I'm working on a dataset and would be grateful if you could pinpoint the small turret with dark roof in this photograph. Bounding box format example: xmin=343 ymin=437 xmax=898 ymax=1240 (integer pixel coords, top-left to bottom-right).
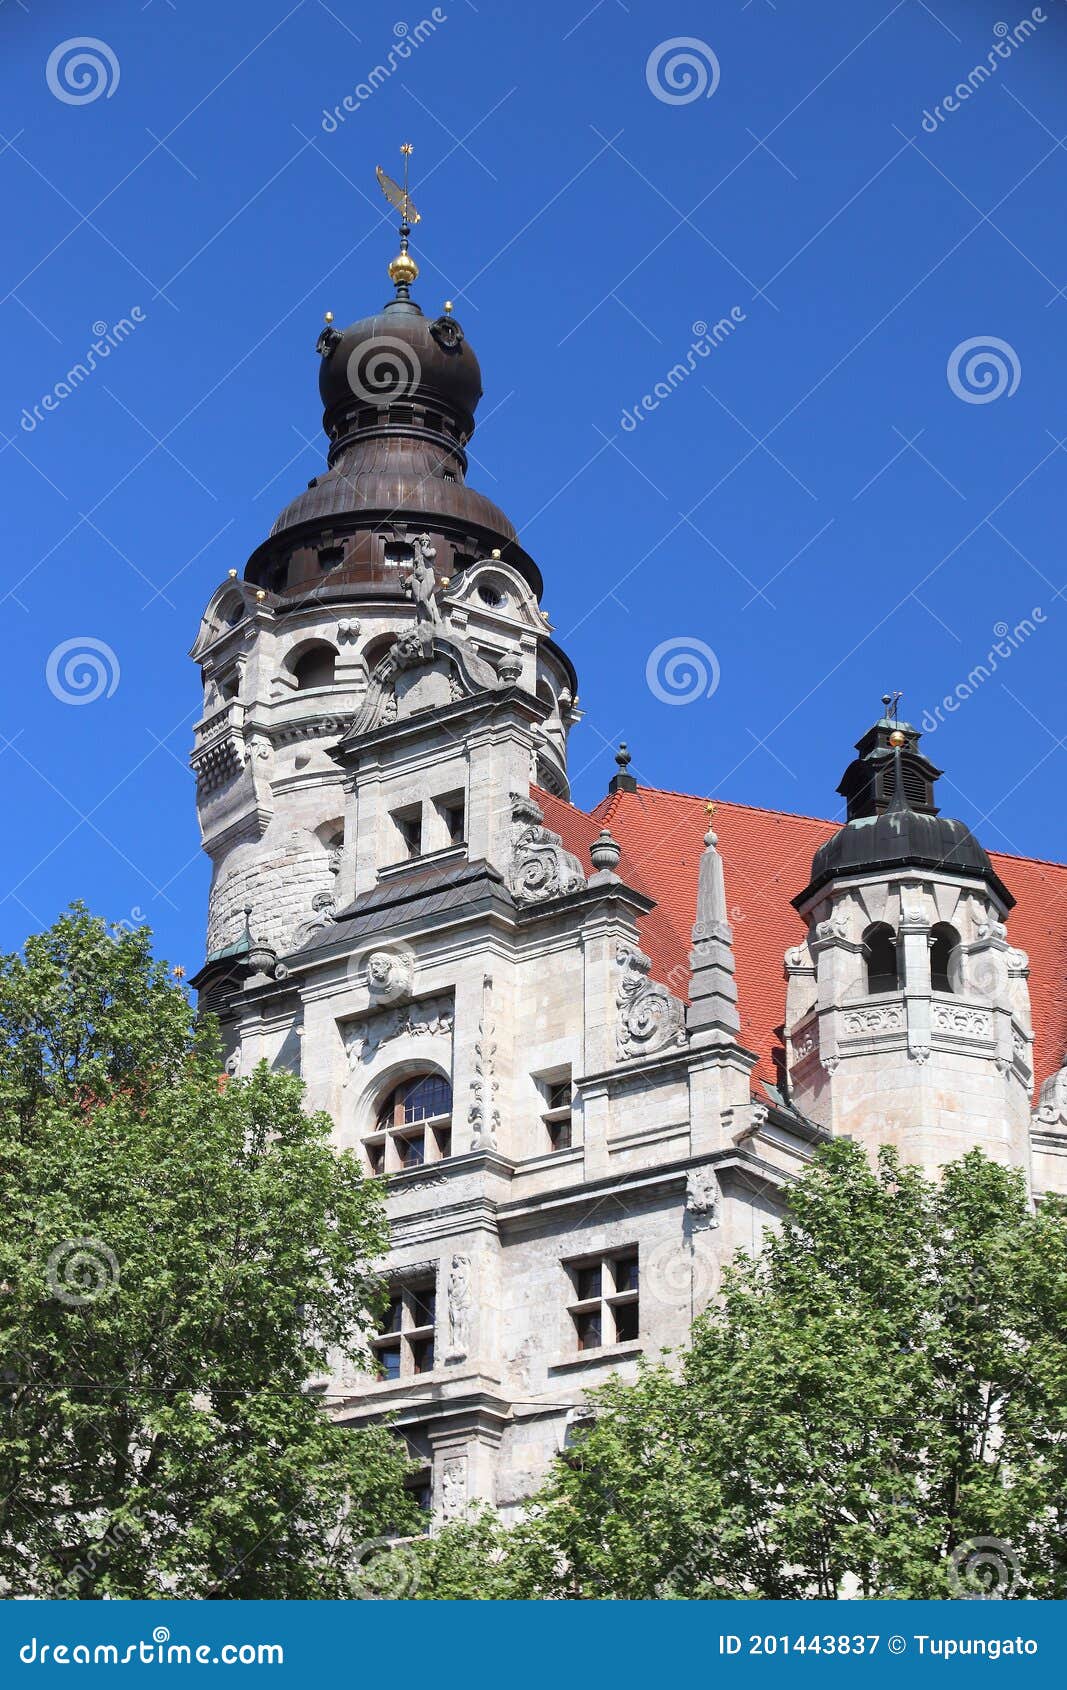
xmin=795 ymin=708 xmax=1013 ymax=909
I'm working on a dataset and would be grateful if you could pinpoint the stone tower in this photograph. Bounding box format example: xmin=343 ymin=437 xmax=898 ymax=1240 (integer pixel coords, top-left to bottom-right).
xmin=187 ymin=202 xmax=796 ymax=1518
xmin=784 ymin=713 xmax=1034 ymax=1174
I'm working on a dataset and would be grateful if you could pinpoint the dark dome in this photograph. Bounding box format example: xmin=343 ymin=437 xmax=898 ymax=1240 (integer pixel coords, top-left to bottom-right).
xmin=269 ymin=437 xmax=516 ymax=541
xmin=242 ymin=269 xmax=543 ymax=602
xmin=319 ymin=297 xmax=483 ymax=442
xmin=800 ymin=809 xmax=1011 ymax=906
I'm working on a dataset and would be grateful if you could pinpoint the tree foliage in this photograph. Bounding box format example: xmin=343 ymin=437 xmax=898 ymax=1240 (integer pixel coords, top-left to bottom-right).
xmin=410 ymin=1140 xmax=1067 ymax=1599
xmin=0 ymin=906 xmax=419 ymax=1597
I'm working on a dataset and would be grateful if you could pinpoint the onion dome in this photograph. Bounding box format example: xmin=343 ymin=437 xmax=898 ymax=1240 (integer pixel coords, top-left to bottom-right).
xmin=794 ymin=711 xmax=1013 ymax=909
xmin=243 ymin=219 xmax=541 ymax=601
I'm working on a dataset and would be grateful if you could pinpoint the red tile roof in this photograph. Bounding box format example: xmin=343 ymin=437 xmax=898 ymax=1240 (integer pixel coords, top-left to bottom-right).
xmin=535 ymin=784 xmax=1067 ymax=1097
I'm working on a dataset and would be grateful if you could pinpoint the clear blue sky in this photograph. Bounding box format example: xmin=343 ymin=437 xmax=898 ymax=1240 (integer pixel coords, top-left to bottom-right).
xmin=2 ymin=0 xmax=1066 ymax=971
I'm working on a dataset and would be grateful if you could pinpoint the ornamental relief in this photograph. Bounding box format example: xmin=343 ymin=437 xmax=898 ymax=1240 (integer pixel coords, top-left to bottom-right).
xmin=790 ymin=1023 xmax=819 ymax=1062
xmin=343 ymin=992 xmax=455 ymax=1073
xmin=931 ymin=1002 xmax=994 ymax=1040
xmin=616 ymin=945 xmax=687 ymax=1061
xmin=842 ymin=1004 xmax=905 ymax=1036
xmin=507 ymin=794 xmax=586 ymax=906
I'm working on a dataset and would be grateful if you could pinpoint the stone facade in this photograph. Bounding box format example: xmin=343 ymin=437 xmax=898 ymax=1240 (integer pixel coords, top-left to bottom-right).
xmin=189 ymin=250 xmax=1067 ymax=1526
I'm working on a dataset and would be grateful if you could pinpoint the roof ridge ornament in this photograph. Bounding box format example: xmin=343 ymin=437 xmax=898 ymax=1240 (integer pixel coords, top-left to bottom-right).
xmin=377 ymin=143 xmax=420 ymax=299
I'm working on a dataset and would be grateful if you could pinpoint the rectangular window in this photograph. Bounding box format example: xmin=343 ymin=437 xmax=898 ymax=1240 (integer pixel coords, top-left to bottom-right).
xmin=613 ymin=1254 xmax=639 ymax=1295
xmin=613 ymin=1301 xmax=639 ymax=1342
xmin=564 ymin=1249 xmax=640 ymax=1357
xmin=377 ymin=1342 xmax=402 ymax=1382
xmin=409 ymin=1287 xmax=436 ymax=1329
xmin=392 ymin=804 xmax=423 ymax=860
xmin=395 ymin=1132 xmax=425 ymax=1169
xmin=410 ymin=1336 xmax=435 ymax=1375
xmin=370 ymin=1277 xmax=438 ymax=1383
xmin=540 ymin=1070 xmax=573 ymax=1151
xmin=573 ymin=1309 xmax=602 ymax=1351
xmin=574 ymin=1263 xmax=601 ymax=1303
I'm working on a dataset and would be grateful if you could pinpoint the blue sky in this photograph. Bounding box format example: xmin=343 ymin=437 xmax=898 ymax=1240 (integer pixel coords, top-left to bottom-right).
xmin=2 ymin=0 xmax=1066 ymax=970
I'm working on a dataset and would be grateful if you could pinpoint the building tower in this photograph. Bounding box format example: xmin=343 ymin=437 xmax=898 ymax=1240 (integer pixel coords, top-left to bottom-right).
xmin=784 ymin=711 xmax=1034 ymax=1173
xmin=188 ymin=170 xmax=801 ymax=1517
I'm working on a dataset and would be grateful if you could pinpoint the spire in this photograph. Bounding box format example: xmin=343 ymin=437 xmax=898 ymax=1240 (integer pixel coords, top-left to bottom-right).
xmin=686 ymin=804 xmax=741 ymax=1045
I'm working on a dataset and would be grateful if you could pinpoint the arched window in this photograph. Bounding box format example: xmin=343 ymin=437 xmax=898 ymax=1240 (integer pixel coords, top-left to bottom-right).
xmin=291 ymin=642 xmax=336 ymax=690
xmin=365 ymin=1074 xmax=453 ymax=1174
xmin=863 ymin=923 xmax=899 ymax=994
xmin=929 ymin=923 xmax=961 ymax=994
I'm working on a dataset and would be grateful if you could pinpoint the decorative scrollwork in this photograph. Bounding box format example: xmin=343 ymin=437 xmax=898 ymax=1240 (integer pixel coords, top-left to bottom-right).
xmin=616 ymin=946 xmax=687 ymax=1060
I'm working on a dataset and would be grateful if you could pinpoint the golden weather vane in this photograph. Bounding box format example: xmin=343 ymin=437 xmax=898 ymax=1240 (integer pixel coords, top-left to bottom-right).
xmin=376 ymin=143 xmax=421 ymax=295
xmin=376 ymin=142 xmax=421 ymax=227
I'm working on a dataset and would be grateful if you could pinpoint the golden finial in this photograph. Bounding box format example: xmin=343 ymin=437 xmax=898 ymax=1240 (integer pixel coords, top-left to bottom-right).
xmin=888 ymin=729 xmax=906 ymax=748
xmin=172 ymin=965 xmax=185 ymax=980
xmin=323 ymin=310 xmax=334 ymax=324
xmin=255 ymin=588 xmax=266 ymax=602
xmin=227 ymin=568 xmax=237 ymax=578
xmin=443 ymin=300 xmax=454 ymax=314
xmin=490 ymin=548 xmax=501 ymax=560
xmin=705 ymin=801 xmax=716 ymax=815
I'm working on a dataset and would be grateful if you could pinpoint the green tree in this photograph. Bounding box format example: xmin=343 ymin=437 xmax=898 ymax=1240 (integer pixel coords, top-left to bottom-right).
xmin=0 ymin=906 xmax=419 ymax=1598
xmin=413 ymin=1139 xmax=1067 ymax=1599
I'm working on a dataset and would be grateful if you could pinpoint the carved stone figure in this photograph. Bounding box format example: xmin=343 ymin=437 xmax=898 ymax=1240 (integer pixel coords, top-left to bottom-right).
xmin=506 ymin=795 xmax=586 ymax=905
xmin=366 ymin=949 xmax=413 ymax=1005
xmin=446 ymin=1254 xmax=472 ymax=1359
xmin=685 ymin=1165 xmax=721 ymax=1226
xmin=440 ymin=1457 xmax=467 ymax=1521
xmin=616 ymin=945 xmax=687 ymax=1060
xmin=405 ymin=534 xmax=441 ymax=648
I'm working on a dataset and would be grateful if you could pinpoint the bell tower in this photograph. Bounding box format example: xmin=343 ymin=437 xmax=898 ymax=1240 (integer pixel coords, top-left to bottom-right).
xmin=189 ymin=149 xmax=579 ymax=1002
xmin=784 ymin=706 xmax=1034 ymax=1175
